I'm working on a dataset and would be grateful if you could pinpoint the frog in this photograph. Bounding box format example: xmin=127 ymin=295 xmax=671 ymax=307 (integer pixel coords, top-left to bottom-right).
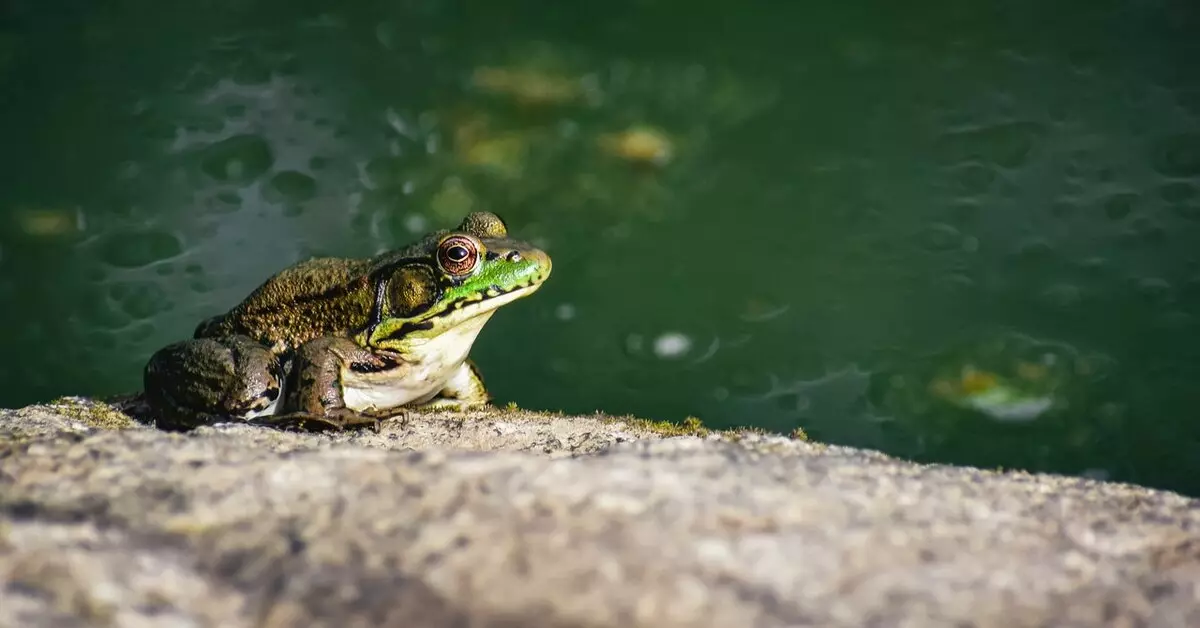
xmin=142 ymin=211 xmax=551 ymax=432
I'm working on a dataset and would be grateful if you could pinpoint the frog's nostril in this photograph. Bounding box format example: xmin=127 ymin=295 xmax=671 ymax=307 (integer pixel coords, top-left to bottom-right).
xmin=506 ymin=251 xmax=522 ymax=263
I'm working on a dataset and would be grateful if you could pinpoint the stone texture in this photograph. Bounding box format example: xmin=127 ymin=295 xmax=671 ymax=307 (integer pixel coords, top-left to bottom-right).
xmin=1 ymin=398 xmax=1198 ymax=628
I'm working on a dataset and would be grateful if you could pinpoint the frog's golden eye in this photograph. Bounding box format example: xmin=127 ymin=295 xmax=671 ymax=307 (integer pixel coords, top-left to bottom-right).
xmin=437 ymin=235 xmax=480 ymax=276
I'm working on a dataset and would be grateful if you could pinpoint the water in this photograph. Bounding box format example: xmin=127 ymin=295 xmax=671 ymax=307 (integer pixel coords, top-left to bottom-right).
xmin=2 ymin=0 xmax=1199 ymax=494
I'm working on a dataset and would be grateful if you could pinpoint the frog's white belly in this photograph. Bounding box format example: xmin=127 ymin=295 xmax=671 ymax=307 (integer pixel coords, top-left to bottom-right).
xmin=339 ymin=312 xmax=494 ymax=412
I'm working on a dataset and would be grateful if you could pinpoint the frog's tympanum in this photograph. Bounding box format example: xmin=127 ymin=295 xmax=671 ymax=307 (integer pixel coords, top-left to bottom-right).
xmin=143 ymin=211 xmax=551 ymax=431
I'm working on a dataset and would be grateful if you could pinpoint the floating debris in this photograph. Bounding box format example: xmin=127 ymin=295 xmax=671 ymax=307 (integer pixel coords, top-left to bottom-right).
xmin=555 ymin=303 xmax=577 ymax=321
xmin=653 ymin=331 xmax=692 ymax=359
xmin=740 ymin=299 xmax=791 ymax=323
xmin=471 ymin=66 xmax=585 ymax=107
xmin=15 ymin=206 xmax=86 ymax=237
xmin=929 ymin=364 xmax=1056 ymax=422
xmin=598 ymin=125 xmax=675 ymax=167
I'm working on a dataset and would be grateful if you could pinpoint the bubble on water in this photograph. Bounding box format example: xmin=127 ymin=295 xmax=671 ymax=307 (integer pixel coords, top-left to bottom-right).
xmin=403 ymin=213 xmax=429 ymax=233
xmin=1159 ymin=309 xmax=1194 ymax=330
xmin=109 ymin=281 xmax=171 ymax=321
xmin=1150 ymin=133 xmax=1200 ymax=177
xmin=1076 ymin=256 xmax=1109 ymax=274
xmin=212 ymin=190 xmax=241 ymax=213
xmin=1123 ymin=216 xmax=1167 ymax=244
xmin=653 ymin=332 xmax=693 ymax=359
xmin=1039 ymin=283 xmax=1083 ymax=309
xmin=1135 ymin=277 xmax=1173 ymax=303
xmin=1102 ymin=192 xmax=1136 ymax=221
xmin=1159 ymin=181 xmax=1196 ymax=204
xmin=1171 ymin=203 xmax=1200 ymax=221
xmin=554 ymin=303 xmax=576 ymax=321
xmin=200 ymin=134 xmax=274 ymax=182
xmin=189 ymin=278 xmax=213 ymax=294
xmin=1050 ymin=197 xmax=1078 ymax=219
xmin=98 ymin=229 xmax=183 ymax=268
xmin=1011 ymin=238 xmax=1055 ymax=266
xmin=269 ymin=170 xmax=317 ymax=202
xmin=950 ymin=162 xmax=996 ymax=196
xmin=938 ymin=273 xmax=975 ymax=292
xmin=940 ymin=121 xmax=1042 ymax=169
xmin=918 ymin=222 xmax=964 ymax=252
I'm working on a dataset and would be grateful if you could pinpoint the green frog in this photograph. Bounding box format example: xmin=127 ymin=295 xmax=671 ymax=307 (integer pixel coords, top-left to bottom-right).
xmin=143 ymin=211 xmax=551 ymax=432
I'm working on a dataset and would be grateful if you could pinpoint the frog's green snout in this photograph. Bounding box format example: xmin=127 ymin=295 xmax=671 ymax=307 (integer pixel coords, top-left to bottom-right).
xmin=521 ymin=247 xmax=552 ymax=282
xmin=493 ymin=244 xmax=552 ymax=287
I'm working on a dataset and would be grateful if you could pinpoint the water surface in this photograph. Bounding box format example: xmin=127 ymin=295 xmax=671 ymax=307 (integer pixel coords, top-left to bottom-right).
xmin=2 ymin=0 xmax=1199 ymax=493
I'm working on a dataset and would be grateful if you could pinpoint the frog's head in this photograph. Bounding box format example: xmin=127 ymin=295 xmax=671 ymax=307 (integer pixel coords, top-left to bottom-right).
xmin=363 ymin=211 xmax=552 ymax=355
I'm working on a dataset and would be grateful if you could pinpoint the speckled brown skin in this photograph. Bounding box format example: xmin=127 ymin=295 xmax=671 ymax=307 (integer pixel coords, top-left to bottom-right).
xmin=196 ymin=249 xmax=411 ymax=352
xmin=143 ymin=211 xmax=550 ymax=433
xmin=144 ymin=335 xmax=286 ymax=431
xmin=194 ymin=213 xmax=526 ymax=352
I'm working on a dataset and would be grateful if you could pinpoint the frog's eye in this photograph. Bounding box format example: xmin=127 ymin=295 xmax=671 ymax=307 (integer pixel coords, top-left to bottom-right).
xmin=437 ymin=235 xmax=480 ymax=276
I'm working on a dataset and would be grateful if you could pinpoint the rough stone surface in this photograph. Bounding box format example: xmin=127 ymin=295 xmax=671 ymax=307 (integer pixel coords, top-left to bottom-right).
xmin=1 ymin=398 xmax=1199 ymax=628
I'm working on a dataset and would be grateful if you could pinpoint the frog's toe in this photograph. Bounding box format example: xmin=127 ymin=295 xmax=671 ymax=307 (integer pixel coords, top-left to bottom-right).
xmin=248 ymin=409 xmax=382 ymax=433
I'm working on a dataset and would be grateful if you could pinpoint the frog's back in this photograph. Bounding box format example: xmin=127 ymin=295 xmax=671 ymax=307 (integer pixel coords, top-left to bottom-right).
xmin=197 ymin=257 xmax=377 ymax=350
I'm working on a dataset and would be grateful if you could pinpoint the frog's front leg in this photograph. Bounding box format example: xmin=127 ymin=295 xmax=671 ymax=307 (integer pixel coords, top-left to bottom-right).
xmin=144 ymin=335 xmax=284 ymax=431
xmin=413 ymin=360 xmax=493 ymax=411
xmin=249 ymin=336 xmax=394 ymax=432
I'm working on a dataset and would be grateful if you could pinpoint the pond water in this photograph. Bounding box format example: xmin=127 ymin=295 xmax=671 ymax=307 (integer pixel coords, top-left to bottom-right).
xmin=2 ymin=0 xmax=1199 ymax=494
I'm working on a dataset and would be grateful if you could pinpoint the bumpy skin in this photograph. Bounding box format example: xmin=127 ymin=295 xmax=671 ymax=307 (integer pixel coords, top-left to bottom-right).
xmin=143 ymin=212 xmax=551 ymax=432
xmin=144 ymin=336 xmax=285 ymax=431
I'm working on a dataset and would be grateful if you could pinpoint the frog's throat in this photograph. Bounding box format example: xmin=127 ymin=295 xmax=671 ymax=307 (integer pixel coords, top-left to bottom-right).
xmin=368 ymin=282 xmax=543 ymax=348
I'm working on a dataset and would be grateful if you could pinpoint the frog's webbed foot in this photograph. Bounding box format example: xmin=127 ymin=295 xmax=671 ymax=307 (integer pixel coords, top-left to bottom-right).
xmin=249 ymin=408 xmax=386 ymax=433
xmin=270 ymin=336 xmax=404 ymax=431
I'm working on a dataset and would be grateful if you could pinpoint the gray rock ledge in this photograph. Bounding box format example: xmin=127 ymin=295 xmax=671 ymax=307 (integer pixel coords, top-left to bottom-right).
xmin=1 ymin=397 xmax=1197 ymax=628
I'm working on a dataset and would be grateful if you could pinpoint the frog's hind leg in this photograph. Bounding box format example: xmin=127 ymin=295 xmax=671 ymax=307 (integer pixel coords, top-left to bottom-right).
xmin=415 ymin=360 xmax=493 ymax=411
xmin=143 ymin=335 xmax=284 ymax=431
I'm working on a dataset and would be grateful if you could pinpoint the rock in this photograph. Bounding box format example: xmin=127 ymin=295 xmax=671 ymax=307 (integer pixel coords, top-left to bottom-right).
xmin=1 ymin=398 xmax=1198 ymax=627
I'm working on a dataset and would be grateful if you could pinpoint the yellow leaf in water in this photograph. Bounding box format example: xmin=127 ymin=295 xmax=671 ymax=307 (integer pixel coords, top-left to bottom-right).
xmin=959 ymin=365 xmax=999 ymax=394
xmin=15 ymin=207 xmax=85 ymax=237
xmin=470 ymin=66 xmax=582 ymax=106
xmin=598 ymin=126 xmax=675 ymax=167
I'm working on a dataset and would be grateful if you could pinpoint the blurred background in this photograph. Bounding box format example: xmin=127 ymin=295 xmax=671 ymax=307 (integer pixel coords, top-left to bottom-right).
xmin=2 ymin=0 xmax=1198 ymax=494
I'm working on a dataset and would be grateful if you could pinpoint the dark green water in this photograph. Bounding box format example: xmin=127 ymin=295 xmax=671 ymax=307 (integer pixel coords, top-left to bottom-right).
xmin=3 ymin=0 xmax=1199 ymax=493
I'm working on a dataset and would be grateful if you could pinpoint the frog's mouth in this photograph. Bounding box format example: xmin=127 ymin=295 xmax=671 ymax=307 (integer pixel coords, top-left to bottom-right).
xmin=444 ymin=281 xmax=543 ymax=315
xmin=372 ymin=282 xmax=544 ymax=346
